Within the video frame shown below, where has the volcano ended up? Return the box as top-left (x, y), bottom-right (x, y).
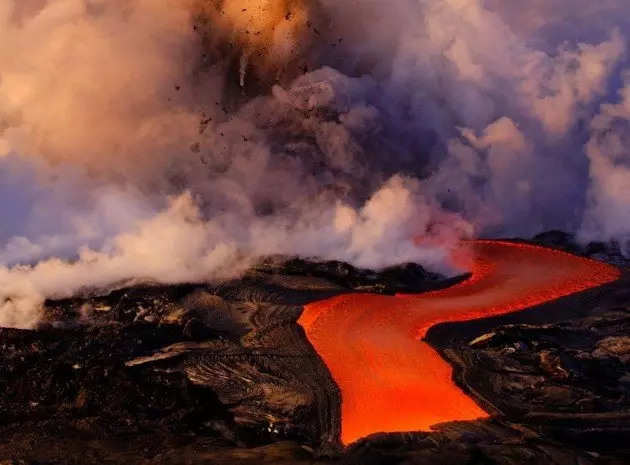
top-left (3, 1), bottom-right (630, 463)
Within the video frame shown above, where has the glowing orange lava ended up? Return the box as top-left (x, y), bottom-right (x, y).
top-left (298, 240), bottom-right (621, 445)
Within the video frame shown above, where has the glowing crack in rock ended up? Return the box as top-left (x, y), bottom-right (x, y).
top-left (298, 240), bottom-right (621, 445)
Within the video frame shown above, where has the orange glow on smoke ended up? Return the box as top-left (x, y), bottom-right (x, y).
top-left (196, 0), bottom-right (312, 73)
top-left (298, 240), bottom-right (620, 445)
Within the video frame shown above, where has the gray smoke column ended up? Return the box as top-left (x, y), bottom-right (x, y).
top-left (0, 0), bottom-right (629, 328)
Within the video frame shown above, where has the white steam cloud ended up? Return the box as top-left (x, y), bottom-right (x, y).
top-left (0, 0), bottom-right (629, 328)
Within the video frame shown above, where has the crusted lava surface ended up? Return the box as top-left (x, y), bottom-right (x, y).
top-left (1, 236), bottom-right (629, 464)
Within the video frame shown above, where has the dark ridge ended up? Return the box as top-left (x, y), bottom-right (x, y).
top-left (253, 255), bottom-right (447, 295)
top-left (529, 230), bottom-right (629, 267)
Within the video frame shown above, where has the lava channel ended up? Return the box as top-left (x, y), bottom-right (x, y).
top-left (298, 240), bottom-right (621, 445)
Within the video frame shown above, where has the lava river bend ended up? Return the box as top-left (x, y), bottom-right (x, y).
top-left (298, 240), bottom-right (621, 445)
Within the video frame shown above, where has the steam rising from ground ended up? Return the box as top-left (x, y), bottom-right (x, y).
top-left (0, 0), bottom-right (629, 328)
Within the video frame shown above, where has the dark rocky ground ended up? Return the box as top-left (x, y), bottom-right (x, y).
top-left (1, 233), bottom-right (629, 464)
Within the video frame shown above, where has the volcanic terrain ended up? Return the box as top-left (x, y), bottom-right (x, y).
top-left (1, 233), bottom-right (629, 464)
top-left (3, 1), bottom-right (630, 464)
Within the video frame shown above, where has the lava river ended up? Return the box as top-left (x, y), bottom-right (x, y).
top-left (298, 240), bottom-right (621, 445)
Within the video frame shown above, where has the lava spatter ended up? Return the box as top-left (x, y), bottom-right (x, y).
top-left (298, 240), bottom-right (621, 445)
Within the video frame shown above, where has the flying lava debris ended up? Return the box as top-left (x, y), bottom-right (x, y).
top-left (298, 241), bottom-right (621, 445)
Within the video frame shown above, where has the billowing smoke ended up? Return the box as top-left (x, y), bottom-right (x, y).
top-left (0, 0), bottom-right (629, 328)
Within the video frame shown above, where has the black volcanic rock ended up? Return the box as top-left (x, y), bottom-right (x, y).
top-left (532, 230), bottom-right (580, 251)
top-left (426, 275), bottom-right (630, 461)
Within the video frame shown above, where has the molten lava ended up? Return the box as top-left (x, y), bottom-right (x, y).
top-left (298, 241), bottom-right (621, 445)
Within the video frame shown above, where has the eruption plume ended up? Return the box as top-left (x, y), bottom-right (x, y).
top-left (194, 0), bottom-right (315, 87)
top-left (0, 0), bottom-right (629, 328)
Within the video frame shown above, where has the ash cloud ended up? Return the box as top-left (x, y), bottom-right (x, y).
top-left (0, 0), bottom-right (629, 328)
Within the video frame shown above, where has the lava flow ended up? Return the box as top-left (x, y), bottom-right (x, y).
top-left (298, 240), bottom-right (621, 445)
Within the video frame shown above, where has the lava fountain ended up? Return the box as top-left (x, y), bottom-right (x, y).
top-left (298, 240), bottom-right (621, 445)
